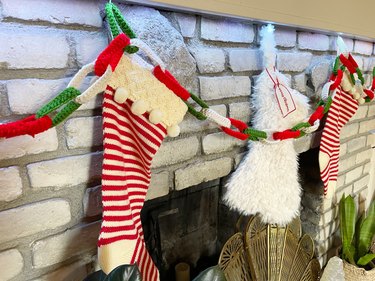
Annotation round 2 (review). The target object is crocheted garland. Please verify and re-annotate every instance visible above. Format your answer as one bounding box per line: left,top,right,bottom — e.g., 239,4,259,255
0,2,374,142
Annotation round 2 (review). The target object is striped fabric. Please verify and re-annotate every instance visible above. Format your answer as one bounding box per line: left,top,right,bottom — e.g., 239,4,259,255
319,86,358,196
99,86,166,281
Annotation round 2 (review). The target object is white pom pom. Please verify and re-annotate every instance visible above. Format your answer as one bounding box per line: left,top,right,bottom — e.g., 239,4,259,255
131,99,149,115
114,87,129,104
358,97,365,104
352,92,360,100
167,124,180,137
149,109,163,124
341,76,352,91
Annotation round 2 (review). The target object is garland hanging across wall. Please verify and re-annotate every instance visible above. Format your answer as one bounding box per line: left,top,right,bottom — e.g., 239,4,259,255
0,2,374,280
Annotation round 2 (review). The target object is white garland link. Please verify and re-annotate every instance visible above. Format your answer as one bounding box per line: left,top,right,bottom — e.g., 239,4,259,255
130,38,166,71
301,119,320,134
201,108,231,128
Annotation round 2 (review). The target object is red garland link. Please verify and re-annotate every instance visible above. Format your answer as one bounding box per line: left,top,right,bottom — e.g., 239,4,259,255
364,89,375,100
0,115,52,139
339,54,356,73
221,118,249,140
94,33,130,76
329,69,343,90
153,66,190,101
273,129,301,140
308,106,325,125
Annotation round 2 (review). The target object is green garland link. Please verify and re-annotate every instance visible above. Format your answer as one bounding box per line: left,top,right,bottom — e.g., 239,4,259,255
36,87,81,118
324,96,333,113
291,122,311,131
356,68,365,85
333,56,340,75
52,101,81,126
184,92,209,120
105,3,139,54
243,128,267,141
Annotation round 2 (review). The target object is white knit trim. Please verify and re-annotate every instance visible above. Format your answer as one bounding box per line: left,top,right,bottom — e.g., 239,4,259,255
201,108,231,128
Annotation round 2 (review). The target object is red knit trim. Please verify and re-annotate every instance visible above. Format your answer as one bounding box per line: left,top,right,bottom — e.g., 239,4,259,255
153,66,190,101
348,54,358,68
0,115,52,138
221,118,249,140
308,106,324,125
94,33,130,76
339,54,356,73
364,89,374,100
330,69,343,90
273,129,301,140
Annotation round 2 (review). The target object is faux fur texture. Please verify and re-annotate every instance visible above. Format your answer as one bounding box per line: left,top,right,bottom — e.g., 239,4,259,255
223,25,310,225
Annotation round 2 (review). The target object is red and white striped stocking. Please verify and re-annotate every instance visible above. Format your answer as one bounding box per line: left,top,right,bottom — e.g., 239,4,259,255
319,86,358,197
98,86,167,281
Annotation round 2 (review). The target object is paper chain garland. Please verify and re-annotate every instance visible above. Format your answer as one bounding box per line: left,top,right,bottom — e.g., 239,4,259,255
0,2,374,142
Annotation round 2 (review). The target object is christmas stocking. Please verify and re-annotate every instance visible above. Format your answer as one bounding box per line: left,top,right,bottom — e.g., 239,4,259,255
87,34,187,280
224,25,310,225
319,73,358,198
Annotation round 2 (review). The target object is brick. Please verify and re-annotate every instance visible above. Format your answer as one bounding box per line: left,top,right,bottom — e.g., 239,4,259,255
339,143,347,157
359,119,375,133
352,105,368,120
0,249,23,281
338,155,356,172
336,184,353,203
293,73,306,93
345,166,363,184
276,52,312,72
0,27,69,69
353,175,370,193
175,157,232,190
179,104,226,134
355,148,372,164
351,55,364,69
298,33,329,51
346,136,367,153
0,166,22,202
320,205,338,226
229,102,251,124
275,28,296,47
192,48,225,73
368,133,375,146
354,40,373,55
311,60,331,89
228,49,261,72
27,153,102,188
362,57,375,72
146,171,169,200
1,0,102,27
199,76,251,100
76,33,108,66
32,222,100,268
363,162,371,174
368,104,375,117
7,79,68,114
0,129,58,160
32,261,87,281
201,18,254,43
0,199,71,244
340,123,359,140
152,137,199,168
203,132,244,154
83,185,102,217
65,116,103,149
330,36,354,52
175,13,196,38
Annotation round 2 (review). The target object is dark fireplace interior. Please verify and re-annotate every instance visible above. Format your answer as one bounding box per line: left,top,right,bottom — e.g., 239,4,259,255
141,147,323,281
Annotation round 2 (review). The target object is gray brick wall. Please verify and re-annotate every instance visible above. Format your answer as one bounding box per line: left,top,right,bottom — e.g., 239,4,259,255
0,1,374,280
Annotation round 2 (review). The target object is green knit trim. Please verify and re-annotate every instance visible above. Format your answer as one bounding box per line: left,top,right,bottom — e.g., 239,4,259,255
333,56,340,75
350,73,356,85
36,87,81,118
105,3,120,38
243,128,267,141
291,122,311,131
356,68,365,85
324,96,333,113
52,101,81,126
373,67,375,78
111,3,137,39
185,101,207,120
189,92,209,109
